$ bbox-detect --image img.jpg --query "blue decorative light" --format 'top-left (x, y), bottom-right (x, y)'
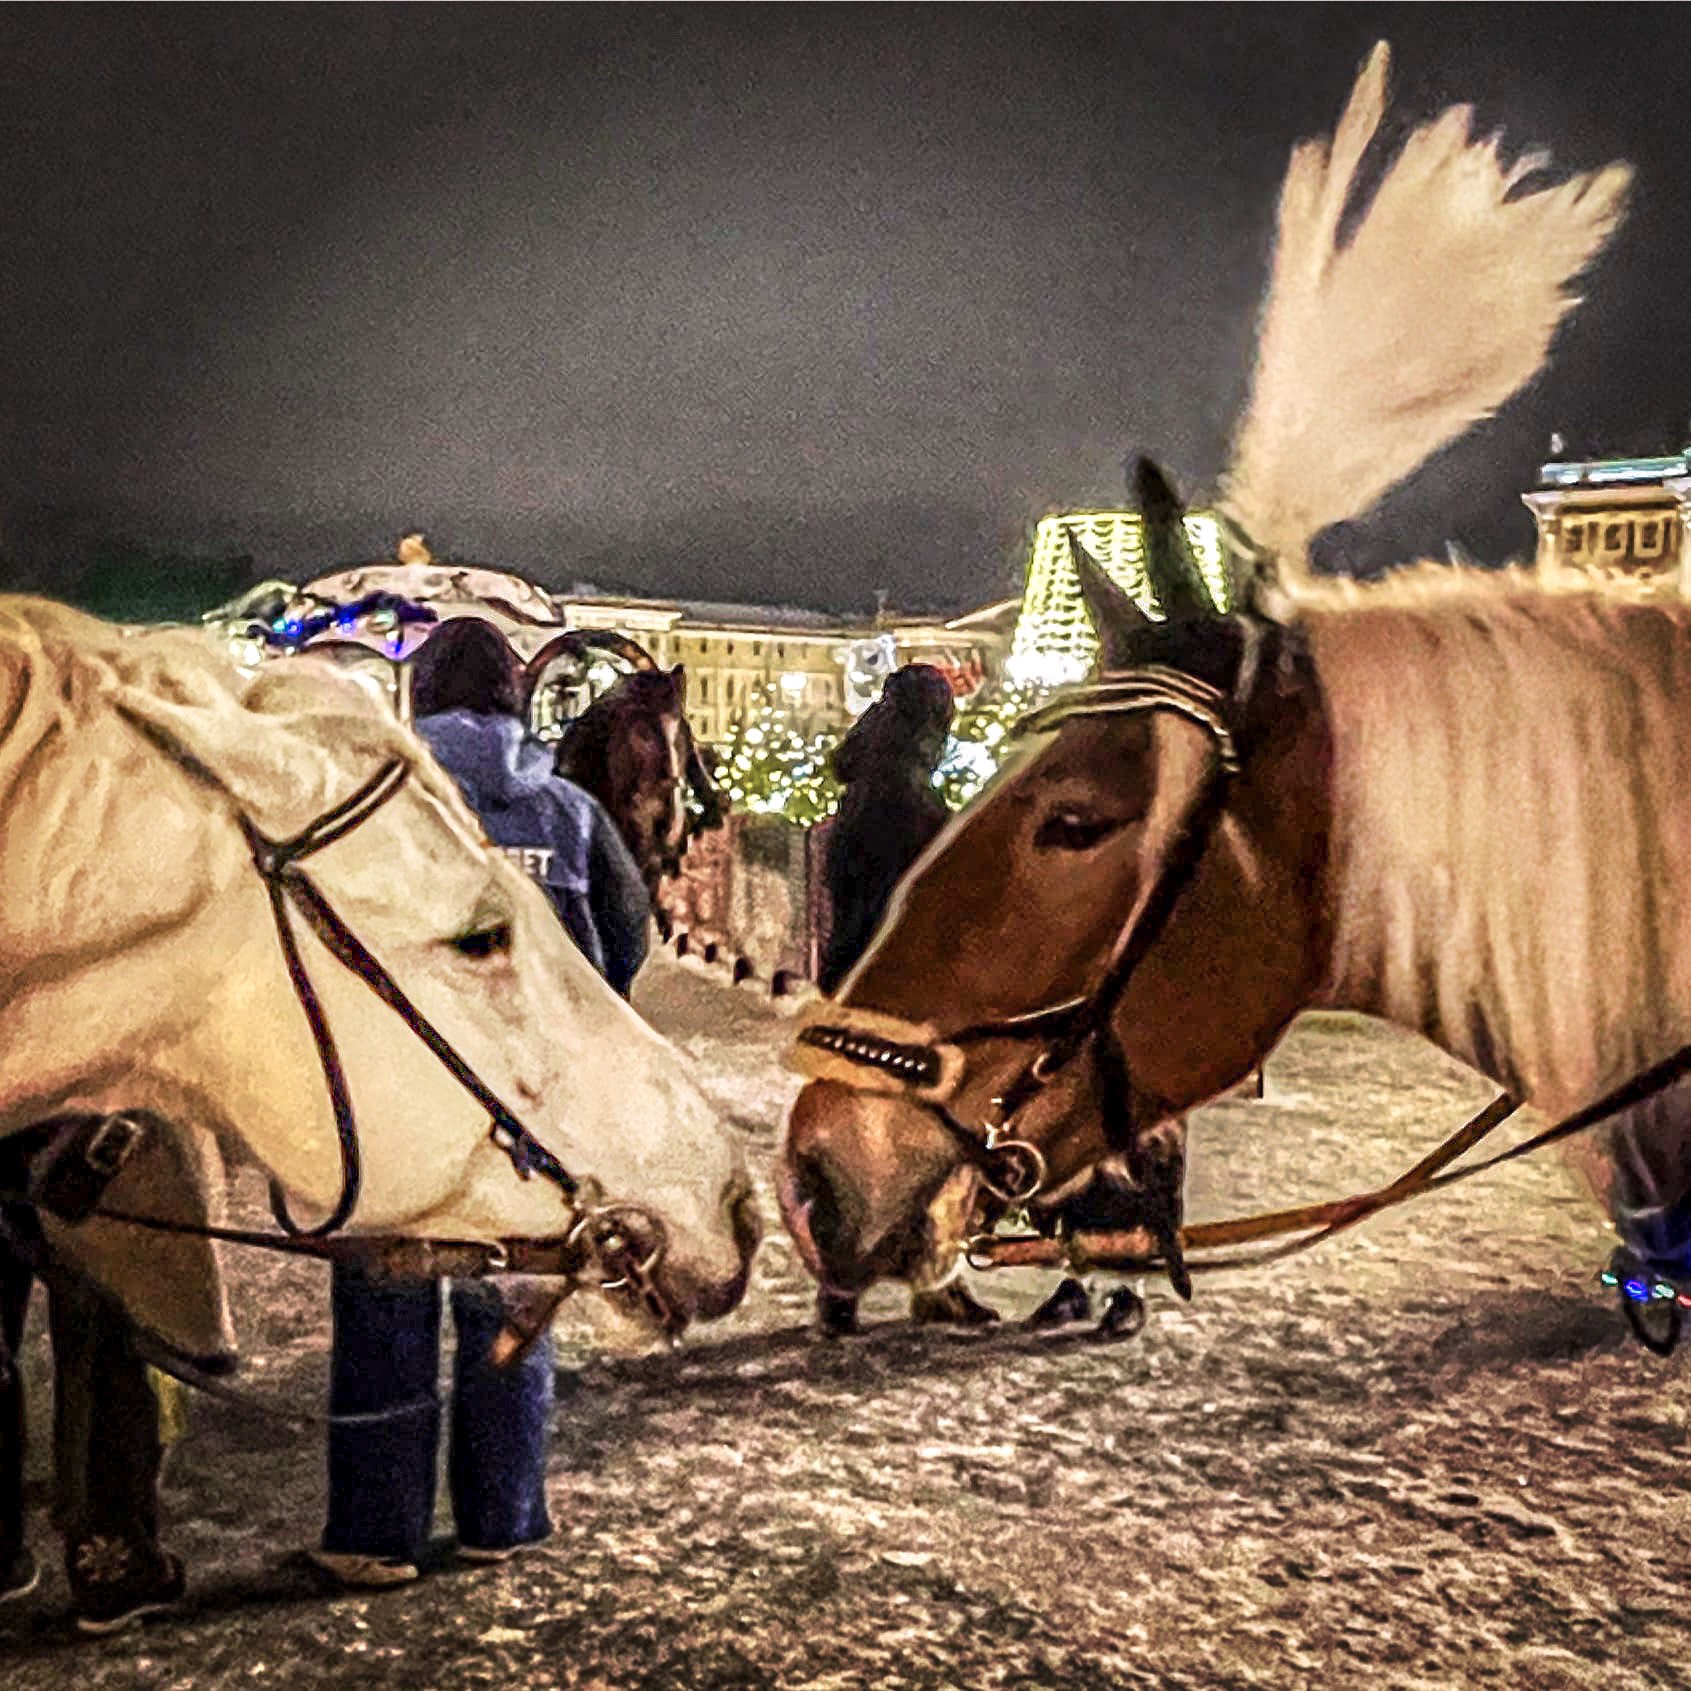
top-left (247, 592), bottom-right (438, 653)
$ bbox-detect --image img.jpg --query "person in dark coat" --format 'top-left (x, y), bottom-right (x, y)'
top-left (819, 663), bottom-right (956, 994)
top-left (0, 1156), bottom-right (184, 1633)
top-left (311, 619), bottom-right (648, 1590)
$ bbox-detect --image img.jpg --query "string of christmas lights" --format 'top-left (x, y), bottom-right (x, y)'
top-left (712, 685), bottom-right (842, 826)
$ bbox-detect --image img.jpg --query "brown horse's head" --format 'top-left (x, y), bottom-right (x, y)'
top-left (780, 460), bottom-right (1334, 1294)
top-left (554, 665), bottom-right (711, 910)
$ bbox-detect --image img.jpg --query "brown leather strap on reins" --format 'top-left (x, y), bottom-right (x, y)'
top-left (43, 1199), bottom-right (594, 1279)
top-left (971, 1089), bottom-right (1523, 1275)
top-left (972, 1031), bottom-right (1691, 1281)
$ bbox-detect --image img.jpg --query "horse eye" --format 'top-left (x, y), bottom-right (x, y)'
top-left (1033, 809), bottom-right (1122, 853)
top-left (449, 922), bottom-right (514, 960)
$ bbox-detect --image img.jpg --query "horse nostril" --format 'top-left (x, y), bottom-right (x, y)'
top-left (727, 1175), bottom-right (763, 1261)
top-left (793, 1152), bottom-right (855, 1265)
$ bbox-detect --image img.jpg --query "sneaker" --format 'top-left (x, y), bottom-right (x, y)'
top-left (458, 1534), bottom-right (551, 1566)
top-left (305, 1549), bottom-right (420, 1589)
top-left (1, 1548), bottom-right (39, 1604)
top-left (70, 1541), bottom-right (186, 1636)
top-left (1026, 1276), bottom-right (1091, 1330)
top-left (1093, 1284), bottom-right (1148, 1343)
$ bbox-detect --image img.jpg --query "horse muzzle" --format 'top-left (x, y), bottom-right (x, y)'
top-left (779, 1080), bottom-right (949, 1294)
top-left (657, 1171), bottom-right (764, 1329)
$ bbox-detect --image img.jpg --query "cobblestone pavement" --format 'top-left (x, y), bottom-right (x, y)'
top-left (4, 953), bottom-right (1687, 1690)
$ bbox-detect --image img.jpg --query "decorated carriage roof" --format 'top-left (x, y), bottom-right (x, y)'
top-left (299, 534), bottom-right (566, 660)
top-left (204, 534), bottom-right (579, 666)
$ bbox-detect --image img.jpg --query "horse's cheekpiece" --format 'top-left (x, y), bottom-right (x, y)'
top-left (1601, 1246), bottom-right (1691, 1357)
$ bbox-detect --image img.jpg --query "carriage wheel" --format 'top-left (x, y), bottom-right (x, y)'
top-left (1622, 1290), bottom-right (1683, 1357)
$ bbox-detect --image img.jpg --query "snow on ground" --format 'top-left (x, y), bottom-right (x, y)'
top-left (5, 950), bottom-right (1690, 1690)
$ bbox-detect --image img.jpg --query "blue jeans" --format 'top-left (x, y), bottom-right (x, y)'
top-left (322, 1264), bottom-right (554, 1563)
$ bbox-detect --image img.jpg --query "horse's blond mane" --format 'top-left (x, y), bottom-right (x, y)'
top-left (1283, 556), bottom-right (1675, 614)
top-left (1310, 578), bottom-right (1691, 1118)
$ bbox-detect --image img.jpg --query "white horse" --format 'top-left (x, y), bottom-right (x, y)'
top-left (0, 596), bottom-right (759, 1367)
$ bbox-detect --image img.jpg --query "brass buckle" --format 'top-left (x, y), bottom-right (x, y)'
top-left (83, 1114), bottom-right (146, 1176)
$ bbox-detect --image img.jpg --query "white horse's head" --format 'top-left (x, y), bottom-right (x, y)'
top-left (0, 599), bottom-right (758, 1364)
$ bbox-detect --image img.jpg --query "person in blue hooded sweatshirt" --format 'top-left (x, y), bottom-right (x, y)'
top-left (309, 617), bottom-right (650, 1590)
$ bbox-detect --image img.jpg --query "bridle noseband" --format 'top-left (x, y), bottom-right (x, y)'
top-left (799, 631), bottom-right (1275, 1297)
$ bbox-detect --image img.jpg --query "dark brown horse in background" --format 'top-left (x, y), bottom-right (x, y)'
top-left (528, 636), bottom-right (724, 934)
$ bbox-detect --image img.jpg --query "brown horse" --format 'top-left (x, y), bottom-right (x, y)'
top-left (548, 663), bottom-right (723, 931)
top-left (779, 42), bottom-right (1646, 1330)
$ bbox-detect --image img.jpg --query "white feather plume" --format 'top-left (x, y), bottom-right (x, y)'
top-left (1220, 41), bottom-right (1632, 573)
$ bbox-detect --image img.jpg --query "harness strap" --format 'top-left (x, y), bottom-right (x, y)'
top-left (237, 757), bottom-right (581, 1213)
top-left (267, 863), bottom-right (578, 1199)
top-left (258, 759), bottom-right (412, 871)
top-left (974, 1037), bottom-right (1691, 1281)
top-left (250, 867), bottom-right (363, 1237)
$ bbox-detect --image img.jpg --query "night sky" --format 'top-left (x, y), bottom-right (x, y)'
top-left (3, 4), bottom-right (1688, 613)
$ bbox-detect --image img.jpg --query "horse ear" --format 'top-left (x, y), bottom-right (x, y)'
top-left (669, 663), bottom-right (687, 704)
top-left (1133, 456), bottom-right (1214, 622)
top-left (1067, 529), bottom-right (1150, 673)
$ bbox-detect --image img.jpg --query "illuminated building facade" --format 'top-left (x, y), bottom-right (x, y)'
top-left (1522, 450), bottom-right (1691, 592)
top-left (553, 591), bottom-right (1014, 744)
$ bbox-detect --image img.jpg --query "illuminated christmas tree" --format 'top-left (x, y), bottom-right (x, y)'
top-left (713, 686), bottom-right (841, 825)
top-left (933, 681), bottom-right (1043, 810)
top-left (1006, 510), bottom-right (1229, 687)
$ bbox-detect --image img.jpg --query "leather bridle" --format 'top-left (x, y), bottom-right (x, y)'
top-left (237, 758), bottom-right (581, 1237)
top-left (52, 719), bottom-right (681, 1334)
top-left (798, 630), bottom-right (1274, 1298)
